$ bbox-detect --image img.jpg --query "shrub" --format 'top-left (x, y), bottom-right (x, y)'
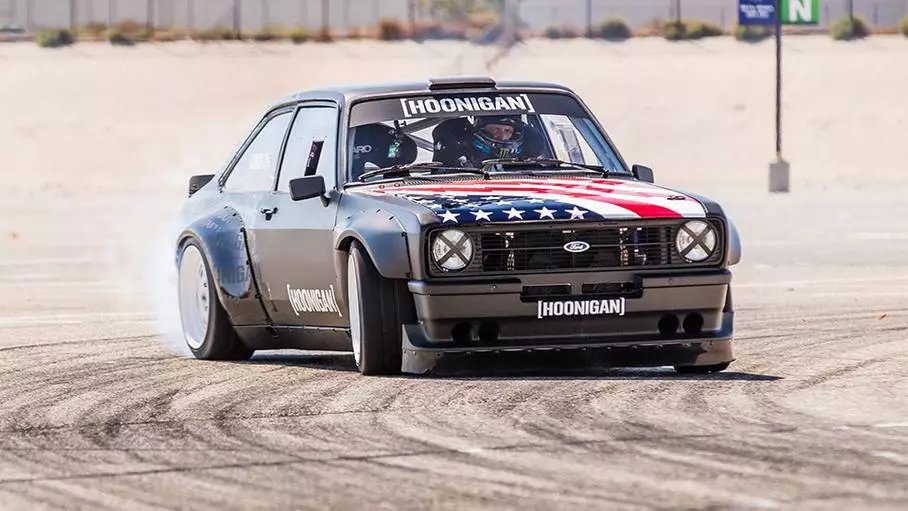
top-left (346, 26), bottom-right (368, 40)
top-left (830, 15), bottom-right (870, 40)
top-left (379, 18), bottom-right (408, 40)
top-left (662, 20), bottom-right (686, 40)
top-left (596, 17), bottom-right (631, 40)
top-left (561, 26), bottom-right (581, 38)
top-left (468, 10), bottom-right (498, 30)
top-left (412, 21), bottom-right (467, 41)
top-left (105, 19), bottom-right (150, 44)
top-left (686, 20), bottom-right (724, 38)
top-left (251, 26), bottom-right (284, 41)
top-left (36, 28), bottom-right (74, 48)
top-left (106, 28), bottom-right (135, 45)
top-left (313, 28), bottom-right (332, 43)
top-left (662, 19), bottom-right (724, 40)
top-left (190, 26), bottom-right (237, 42)
top-left (735, 24), bottom-right (772, 42)
top-left (544, 25), bottom-right (575, 39)
top-left (79, 22), bottom-right (107, 39)
top-left (287, 27), bottom-right (308, 43)
top-left (899, 15), bottom-right (908, 37)
top-left (113, 20), bottom-right (148, 39)
top-left (150, 27), bottom-right (185, 42)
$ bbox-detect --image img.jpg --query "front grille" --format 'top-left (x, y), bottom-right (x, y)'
top-left (427, 218), bottom-right (724, 276)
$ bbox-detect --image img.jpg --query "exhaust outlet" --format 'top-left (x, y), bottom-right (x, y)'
top-left (683, 313), bottom-right (704, 335)
top-left (451, 322), bottom-right (473, 344)
top-left (657, 315), bottom-right (679, 337)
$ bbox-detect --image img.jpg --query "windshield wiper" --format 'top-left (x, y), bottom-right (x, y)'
top-left (357, 161), bottom-right (489, 182)
top-left (479, 157), bottom-right (611, 178)
top-left (429, 167), bottom-right (489, 179)
top-left (356, 161), bottom-right (445, 182)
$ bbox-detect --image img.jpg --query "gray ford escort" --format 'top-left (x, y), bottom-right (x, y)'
top-left (175, 77), bottom-right (742, 375)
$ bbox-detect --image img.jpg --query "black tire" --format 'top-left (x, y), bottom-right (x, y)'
top-left (346, 241), bottom-right (416, 375)
top-left (673, 362), bottom-right (730, 374)
top-left (177, 239), bottom-right (254, 361)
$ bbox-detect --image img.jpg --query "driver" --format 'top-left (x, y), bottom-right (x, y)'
top-left (433, 115), bottom-right (547, 168)
top-left (471, 115), bottom-right (526, 161)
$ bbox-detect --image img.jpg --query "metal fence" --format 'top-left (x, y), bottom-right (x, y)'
top-left (1, 0), bottom-right (906, 34)
top-left (521, 0), bottom-right (908, 30)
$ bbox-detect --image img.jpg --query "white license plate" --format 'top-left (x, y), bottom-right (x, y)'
top-left (536, 297), bottom-right (626, 319)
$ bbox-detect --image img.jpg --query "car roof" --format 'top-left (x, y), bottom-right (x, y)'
top-left (268, 77), bottom-right (576, 110)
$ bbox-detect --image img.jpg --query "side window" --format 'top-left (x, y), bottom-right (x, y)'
top-left (540, 114), bottom-right (598, 165)
top-left (223, 111), bottom-right (292, 193)
top-left (278, 106), bottom-right (339, 192)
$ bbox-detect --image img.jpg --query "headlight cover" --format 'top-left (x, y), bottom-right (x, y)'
top-left (432, 229), bottom-right (474, 271)
top-left (675, 220), bottom-right (718, 262)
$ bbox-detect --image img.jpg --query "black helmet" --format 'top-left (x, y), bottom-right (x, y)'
top-left (471, 115), bottom-right (526, 159)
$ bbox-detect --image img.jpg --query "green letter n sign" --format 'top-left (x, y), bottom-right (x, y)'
top-left (781, 0), bottom-right (820, 25)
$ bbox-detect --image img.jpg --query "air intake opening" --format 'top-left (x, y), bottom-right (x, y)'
top-left (451, 322), bottom-right (473, 345)
top-left (683, 313), bottom-right (704, 335)
top-left (658, 315), bottom-right (679, 337)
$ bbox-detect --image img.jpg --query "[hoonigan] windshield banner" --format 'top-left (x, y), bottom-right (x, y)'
top-left (348, 92), bottom-right (589, 126)
top-left (400, 94), bottom-right (535, 118)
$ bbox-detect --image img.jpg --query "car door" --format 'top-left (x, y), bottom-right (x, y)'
top-left (213, 108), bottom-right (295, 324)
top-left (246, 102), bottom-right (346, 328)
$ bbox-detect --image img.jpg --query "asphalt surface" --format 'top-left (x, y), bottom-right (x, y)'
top-left (3, 38), bottom-right (908, 510)
top-left (1, 187), bottom-right (907, 511)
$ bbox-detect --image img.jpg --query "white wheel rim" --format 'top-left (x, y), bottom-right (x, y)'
top-left (178, 245), bottom-right (210, 350)
top-left (347, 254), bottom-right (363, 367)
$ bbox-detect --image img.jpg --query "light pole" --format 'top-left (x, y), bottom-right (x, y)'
top-left (585, 0), bottom-right (592, 37)
top-left (146, 0), bottom-right (155, 36)
top-left (769, 0), bottom-right (789, 192)
top-left (69, 0), bottom-right (76, 32)
top-left (322, 0), bottom-right (329, 40)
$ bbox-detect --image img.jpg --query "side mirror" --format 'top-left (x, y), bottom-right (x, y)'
top-left (289, 175), bottom-right (328, 205)
top-left (188, 174), bottom-right (214, 196)
top-left (632, 164), bottom-right (654, 183)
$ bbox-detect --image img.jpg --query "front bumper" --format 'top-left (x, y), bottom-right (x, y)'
top-left (401, 269), bottom-right (734, 374)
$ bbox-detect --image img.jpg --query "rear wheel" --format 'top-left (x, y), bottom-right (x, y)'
top-left (177, 239), bottom-right (253, 361)
top-left (674, 362), bottom-right (730, 374)
top-left (346, 241), bottom-right (415, 375)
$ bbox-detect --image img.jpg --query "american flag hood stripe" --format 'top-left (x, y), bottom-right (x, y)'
top-left (351, 177), bottom-right (708, 224)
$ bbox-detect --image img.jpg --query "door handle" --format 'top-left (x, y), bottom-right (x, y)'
top-left (260, 207), bottom-right (278, 220)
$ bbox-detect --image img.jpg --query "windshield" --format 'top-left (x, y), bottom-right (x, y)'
top-left (345, 92), bottom-right (627, 182)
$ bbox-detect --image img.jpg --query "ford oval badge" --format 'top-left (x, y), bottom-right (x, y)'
top-left (563, 241), bottom-right (590, 253)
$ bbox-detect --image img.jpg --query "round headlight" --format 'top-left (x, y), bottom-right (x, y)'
top-left (675, 220), bottom-right (717, 262)
top-left (432, 229), bottom-right (474, 272)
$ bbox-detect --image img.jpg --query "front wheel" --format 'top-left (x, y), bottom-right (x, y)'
top-left (177, 239), bottom-right (253, 361)
top-left (346, 242), bottom-right (415, 375)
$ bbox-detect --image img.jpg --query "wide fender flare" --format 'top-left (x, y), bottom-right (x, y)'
top-left (333, 209), bottom-right (414, 301)
top-left (175, 207), bottom-right (268, 325)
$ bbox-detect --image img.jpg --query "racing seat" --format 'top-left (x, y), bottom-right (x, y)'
top-left (432, 117), bottom-right (473, 167)
top-left (519, 123), bottom-right (553, 160)
top-left (349, 123), bottom-right (418, 181)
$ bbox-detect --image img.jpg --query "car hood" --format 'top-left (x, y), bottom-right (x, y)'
top-left (350, 177), bottom-right (708, 225)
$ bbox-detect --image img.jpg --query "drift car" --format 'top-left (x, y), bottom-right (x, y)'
top-left (175, 76), bottom-right (742, 375)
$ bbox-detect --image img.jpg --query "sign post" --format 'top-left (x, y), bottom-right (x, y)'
top-left (738, 0), bottom-right (819, 193)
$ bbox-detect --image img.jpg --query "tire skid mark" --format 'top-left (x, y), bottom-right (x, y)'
top-left (0, 407), bottom-right (397, 435)
top-left (0, 335), bottom-right (155, 352)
